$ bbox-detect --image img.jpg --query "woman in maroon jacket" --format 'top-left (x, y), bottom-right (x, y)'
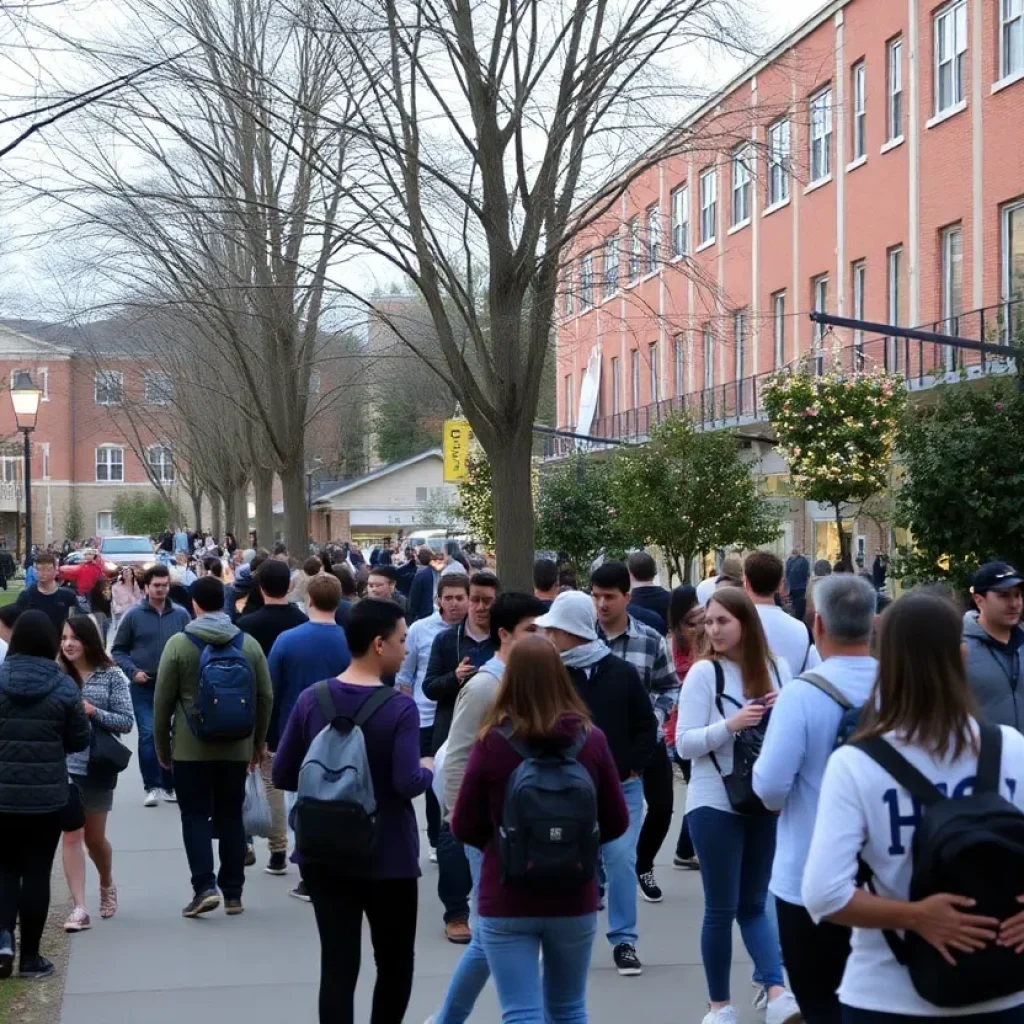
top-left (451, 634), bottom-right (628, 1023)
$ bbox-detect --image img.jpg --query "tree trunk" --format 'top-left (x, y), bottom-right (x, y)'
top-left (223, 489), bottom-right (237, 544)
top-left (488, 434), bottom-right (535, 592)
top-left (280, 462), bottom-right (308, 559)
top-left (233, 484), bottom-right (249, 543)
top-left (190, 488), bottom-right (204, 535)
top-left (211, 493), bottom-right (223, 541)
top-left (253, 466), bottom-right (275, 553)
top-left (835, 505), bottom-right (851, 569)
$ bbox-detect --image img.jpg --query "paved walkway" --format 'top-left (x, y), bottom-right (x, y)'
top-left (60, 751), bottom-right (763, 1023)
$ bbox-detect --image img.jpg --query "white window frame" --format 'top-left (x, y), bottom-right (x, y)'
top-left (41, 442), bottom-right (50, 480)
top-left (941, 225), bottom-right (963, 370)
top-left (812, 274), bottom-right (829, 346)
top-left (38, 368), bottom-right (49, 402)
top-left (674, 334), bottom-right (685, 394)
top-left (730, 146), bottom-right (751, 227)
top-left (148, 445), bottom-right (175, 485)
top-left (852, 61), bottom-right (867, 160)
top-left (603, 234), bottom-right (619, 298)
top-left (772, 291), bottom-right (786, 367)
top-left (96, 511), bottom-right (114, 537)
top-left (888, 38), bottom-right (904, 140)
top-left (630, 350), bottom-right (641, 409)
top-left (144, 371), bottom-right (173, 405)
top-left (699, 167), bottom-right (717, 245)
top-left (646, 204), bottom-right (661, 273)
top-left (733, 310), bottom-right (746, 380)
top-left (767, 119), bottom-right (790, 206)
top-left (563, 271), bottom-right (574, 316)
top-left (1002, 201), bottom-right (1024, 340)
top-left (670, 185), bottom-right (689, 257)
top-left (564, 373), bottom-right (574, 428)
top-left (934, 0), bottom-right (968, 116)
top-left (629, 218), bottom-right (642, 280)
top-left (95, 445), bottom-right (124, 483)
top-left (702, 327), bottom-right (715, 390)
top-left (888, 245), bottom-right (904, 367)
top-left (852, 261), bottom-right (866, 360)
top-left (0, 457), bottom-right (18, 484)
top-left (611, 356), bottom-right (622, 415)
top-left (94, 370), bottom-right (123, 406)
top-left (809, 88), bottom-right (833, 183)
top-left (648, 342), bottom-right (660, 403)
top-left (1002, 0), bottom-right (1024, 80)
top-left (579, 254), bottom-right (594, 309)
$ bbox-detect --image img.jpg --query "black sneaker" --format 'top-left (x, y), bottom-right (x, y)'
top-left (289, 881), bottom-right (311, 902)
top-left (637, 870), bottom-right (663, 903)
top-left (182, 889), bottom-right (221, 918)
top-left (18, 955), bottom-right (54, 980)
top-left (265, 851), bottom-right (288, 875)
top-left (244, 844), bottom-right (256, 867)
top-left (673, 855), bottom-right (700, 870)
top-left (613, 943), bottom-right (642, 976)
top-left (224, 898), bottom-right (244, 916)
top-left (0, 928), bottom-right (13, 979)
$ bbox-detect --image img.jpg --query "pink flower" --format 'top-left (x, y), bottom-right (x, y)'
top-left (995, 402), bottom-right (1006, 411)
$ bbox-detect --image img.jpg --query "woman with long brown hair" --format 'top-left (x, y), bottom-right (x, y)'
top-left (676, 587), bottom-right (797, 1024)
top-left (803, 589), bottom-right (1024, 1022)
top-left (450, 633), bottom-right (628, 1023)
top-left (59, 615), bottom-right (134, 931)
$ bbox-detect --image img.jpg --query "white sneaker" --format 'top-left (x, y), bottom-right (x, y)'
top-left (765, 990), bottom-right (802, 1024)
top-left (161, 789), bottom-right (177, 803)
top-left (428, 847), bottom-right (438, 864)
top-left (144, 789), bottom-right (159, 807)
top-left (701, 1007), bottom-right (739, 1024)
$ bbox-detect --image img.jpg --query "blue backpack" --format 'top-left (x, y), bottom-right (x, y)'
top-left (184, 633), bottom-right (257, 741)
top-left (799, 671), bottom-right (866, 749)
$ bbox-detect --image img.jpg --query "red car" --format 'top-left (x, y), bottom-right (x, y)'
top-left (59, 537), bottom-right (157, 588)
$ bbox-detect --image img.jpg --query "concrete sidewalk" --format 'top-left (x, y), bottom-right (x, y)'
top-left (60, 769), bottom-right (763, 1023)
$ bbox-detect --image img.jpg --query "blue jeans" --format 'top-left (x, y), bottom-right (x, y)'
top-left (687, 806), bottom-right (784, 1002)
top-left (477, 914), bottom-right (597, 1024)
top-left (130, 682), bottom-right (174, 793)
top-left (599, 776), bottom-right (644, 948)
top-left (435, 846), bottom-right (489, 1023)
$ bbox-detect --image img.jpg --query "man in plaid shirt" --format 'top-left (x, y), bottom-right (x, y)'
top-left (593, 561), bottom-right (680, 912)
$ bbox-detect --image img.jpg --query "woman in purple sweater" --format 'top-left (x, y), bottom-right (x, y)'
top-left (273, 599), bottom-right (432, 1024)
top-left (451, 634), bottom-right (629, 1023)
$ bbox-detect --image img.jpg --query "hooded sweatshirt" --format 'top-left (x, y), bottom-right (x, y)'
top-left (964, 610), bottom-right (1024, 731)
top-left (0, 655), bottom-right (90, 813)
top-left (153, 611), bottom-right (273, 764)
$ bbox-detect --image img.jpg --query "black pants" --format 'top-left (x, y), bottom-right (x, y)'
top-left (419, 726), bottom-right (440, 849)
top-left (301, 865), bottom-right (418, 1024)
top-left (173, 760), bottom-right (247, 900)
top-left (842, 1009), bottom-right (1024, 1024)
top-left (436, 821), bottom-right (471, 923)
top-left (777, 897), bottom-right (851, 1024)
top-left (637, 742), bottom-right (674, 875)
top-left (0, 812), bottom-right (61, 961)
top-left (790, 589), bottom-right (807, 623)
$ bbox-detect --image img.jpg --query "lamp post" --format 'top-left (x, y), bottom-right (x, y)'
top-left (10, 372), bottom-right (42, 568)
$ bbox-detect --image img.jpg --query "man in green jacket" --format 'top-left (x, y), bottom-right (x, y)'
top-left (154, 575), bottom-right (273, 919)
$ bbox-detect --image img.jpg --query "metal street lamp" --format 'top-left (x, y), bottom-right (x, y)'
top-left (11, 371), bottom-right (42, 568)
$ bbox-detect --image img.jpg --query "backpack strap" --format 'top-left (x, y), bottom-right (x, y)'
top-left (975, 722), bottom-right (1003, 795)
top-left (496, 721), bottom-right (535, 761)
top-left (799, 672), bottom-right (854, 710)
top-left (353, 686), bottom-right (397, 728)
top-left (851, 737), bottom-right (946, 807)
top-left (314, 680), bottom-right (339, 724)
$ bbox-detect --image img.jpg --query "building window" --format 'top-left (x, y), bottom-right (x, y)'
top-left (629, 218), bottom-right (642, 280)
top-left (699, 167), bottom-right (717, 245)
top-left (564, 373), bottom-right (574, 427)
top-left (646, 204), bottom-right (661, 273)
top-left (563, 271), bottom-right (574, 316)
top-left (579, 254), bottom-right (594, 309)
top-left (670, 185), bottom-right (689, 257)
top-left (648, 342), bottom-right (660, 403)
top-left (603, 234), bottom-right (619, 298)
top-left (852, 61), bottom-right (866, 160)
top-left (631, 350), bottom-right (641, 409)
top-left (38, 368), bottom-right (49, 402)
top-left (772, 291), bottom-right (786, 367)
top-left (611, 356), bottom-right (621, 415)
top-left (733, 310), bottom-right (746, 380)
top-left (941, 225), bottom-right (963, 370)
top-left (41, 442), bottom-right (50, 480)
top-left (0, 457), bottom-right (18, 483)
top-left (96, 511), bottom-right (114, 537)
top-left (767, 119), bottom-right (790, 206)
top-left (888, 38), bottom-right (904, 140)
top-left (144, 372), bottom-right (173, 405)
top-left (94, 370), bottom-right (123, 406)
top-left (415, 487), bottom-right (428, 503)
top-left (148, 445), bottom-right (174, 484)
top-left (887, 245), bottom-right (904, 368)
top-left (1002, 201), bottom-right (1024, 341)
top-left (674, 334), bottom-right (685, 395)
top-left (1003, 0), bottom-right (1024, 79)
top-left (731, 146), bottom-right (751, 227)
top-left (852, 261), bottom-right (866, 365)
top-left (934, 0), bottom-right (967, 115)
top-left (702, 327), bottom-right (715, 390)
top-left (96, 445), bottom-right (124, 483)
top-left (812, 274), bottom-right (829, 373)
top-left (809, 88), bottom-right (832, 183)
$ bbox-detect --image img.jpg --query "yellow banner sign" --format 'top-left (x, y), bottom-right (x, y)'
top-left (443, 419), bottom-right (474, 482)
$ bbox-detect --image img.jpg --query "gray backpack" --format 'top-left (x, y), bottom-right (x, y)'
top-left (292, 682), bottom-right (396, 865)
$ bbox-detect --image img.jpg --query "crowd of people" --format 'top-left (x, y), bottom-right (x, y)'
top-left (2, 530), bottom-right (1024, 1024)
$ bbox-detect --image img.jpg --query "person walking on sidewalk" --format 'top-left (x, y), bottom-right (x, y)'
top-left (539, 590), bottom-right (658, 978)
top-left (59, 616), bottom-right (134, 932)
top-left (0, 611), bottom-right (90, 980)
top-left (153, 576), bottom-right (273, 919)
top-left (273, 599), bottom-right (433, 1024)
top-left (113, 564), bottom-right (190, 807)
top-left (15, 551), bottom-right (78, 634)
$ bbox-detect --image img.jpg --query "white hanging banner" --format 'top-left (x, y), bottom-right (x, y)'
top-left (575, 347), bottom-right (602, 438)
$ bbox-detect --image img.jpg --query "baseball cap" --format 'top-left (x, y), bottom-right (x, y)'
top-left (534, 590), bottom-right (598, 642)
top-left (970, 562), bottom-right (1024, 595)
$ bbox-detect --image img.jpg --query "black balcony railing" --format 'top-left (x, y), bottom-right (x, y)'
top-left (546, 298), bottom-right (1023, 457)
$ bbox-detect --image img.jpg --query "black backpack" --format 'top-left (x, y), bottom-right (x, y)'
top-left (799, 671), bottom-right (866, 749)
top-left (854, 725), bottom-right (1024, 1008)
top-left (497, 724), bottom-right (600, 888)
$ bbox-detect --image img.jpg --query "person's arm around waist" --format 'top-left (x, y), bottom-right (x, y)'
top-left (391, 698), bottom-right (432, 799)
top-left (752, 683), bottom-right (808, 811)
top-left (675, 661), bottom-right (732, 761)
top-left (91, 668), bottom-right (135, 735)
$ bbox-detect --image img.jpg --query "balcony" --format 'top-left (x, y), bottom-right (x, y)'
top-left (543, 299), bottom-right (1022, 460)
top-left (0, 482), bottom-right (22, 513)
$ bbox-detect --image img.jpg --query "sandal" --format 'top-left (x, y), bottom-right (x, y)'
top-left (99, 884), bottom-right (118, 919)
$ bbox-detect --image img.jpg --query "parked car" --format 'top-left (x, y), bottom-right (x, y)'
top-left (58, 536), bottom-right (157, 587)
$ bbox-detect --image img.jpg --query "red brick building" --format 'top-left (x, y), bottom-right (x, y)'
top-left (556, 0), bottom-right (1024, 563)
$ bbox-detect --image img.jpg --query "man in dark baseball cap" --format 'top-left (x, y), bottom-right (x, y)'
top-left (965, 562), bottom-right (1024, 730)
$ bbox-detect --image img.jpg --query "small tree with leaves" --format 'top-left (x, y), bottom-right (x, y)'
top-left (764, 369), bottom-right (906, 568)
top-left (456, 453), bottom-right (496, 551)
top-left (112, 493), bottom-right (178, 538)
top-left (64, 493), bottom-right (84, 543)
top-left (610, 416), bottom-right (780, 583)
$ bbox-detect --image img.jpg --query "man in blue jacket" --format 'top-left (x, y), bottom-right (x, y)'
top-left (113, 564), bottom-right (190, 806)
top-left (406, 547), bottom-right (439, 624)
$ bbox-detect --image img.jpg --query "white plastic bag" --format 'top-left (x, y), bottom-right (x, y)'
top-left (432, 739), bottom-right (447, 814)
top-left (243, 769), bottom-right (272, 838)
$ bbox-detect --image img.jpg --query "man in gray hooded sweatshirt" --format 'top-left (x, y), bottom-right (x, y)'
top-left (965, 561), bottom-right (1024, 731)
